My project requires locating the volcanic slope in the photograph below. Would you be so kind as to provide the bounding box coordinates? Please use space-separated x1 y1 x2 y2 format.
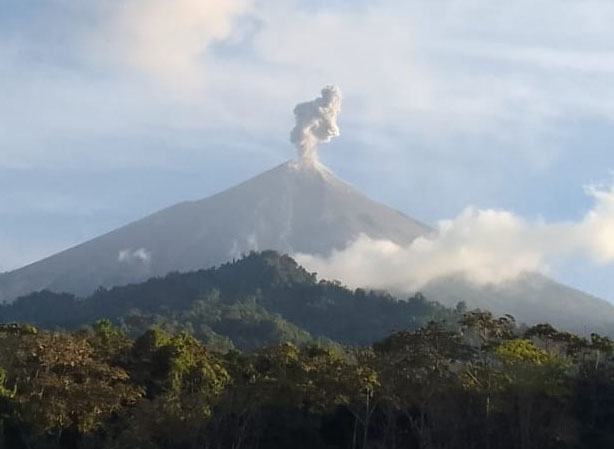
0 161 431 302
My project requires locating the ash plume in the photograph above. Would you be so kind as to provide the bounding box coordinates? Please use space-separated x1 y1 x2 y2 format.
290 86 342 163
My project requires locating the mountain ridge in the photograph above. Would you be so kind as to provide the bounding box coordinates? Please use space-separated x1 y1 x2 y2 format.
421 271 614 335
2 159 613 337
0 160 431 302
0 251 459 348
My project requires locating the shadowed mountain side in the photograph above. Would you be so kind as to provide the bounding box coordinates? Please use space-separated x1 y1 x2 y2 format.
421 272 614 336
0 161 431 302
0 251 460 348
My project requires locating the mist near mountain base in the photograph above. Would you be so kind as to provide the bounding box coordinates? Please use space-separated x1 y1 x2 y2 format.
296 184 614 292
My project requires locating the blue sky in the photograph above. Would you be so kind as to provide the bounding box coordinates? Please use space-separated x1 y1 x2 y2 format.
0 0 613 300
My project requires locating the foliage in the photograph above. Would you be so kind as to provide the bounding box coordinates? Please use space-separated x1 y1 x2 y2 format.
0 253 613 448
0 325 143 448
0 252 461 349
0 316 611 448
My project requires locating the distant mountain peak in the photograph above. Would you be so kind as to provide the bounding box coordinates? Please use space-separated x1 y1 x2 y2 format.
2 158 614 336
0 159 430 302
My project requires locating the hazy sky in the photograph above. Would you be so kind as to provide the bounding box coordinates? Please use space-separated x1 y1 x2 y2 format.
1 0 613 300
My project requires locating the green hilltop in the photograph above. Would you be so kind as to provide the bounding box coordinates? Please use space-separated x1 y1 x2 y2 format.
1 252 614 448
0 251 459 350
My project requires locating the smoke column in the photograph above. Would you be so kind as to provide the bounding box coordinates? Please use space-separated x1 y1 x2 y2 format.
290 86 342 163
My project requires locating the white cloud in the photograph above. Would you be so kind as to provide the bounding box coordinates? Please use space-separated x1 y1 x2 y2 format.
172 0 614 176
582 185 614 262
296 185 614 291
98 0 251 90
118 248 152 264
4 0 614 170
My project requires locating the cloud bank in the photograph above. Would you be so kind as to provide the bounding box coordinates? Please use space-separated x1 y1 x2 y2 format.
296 184 614 292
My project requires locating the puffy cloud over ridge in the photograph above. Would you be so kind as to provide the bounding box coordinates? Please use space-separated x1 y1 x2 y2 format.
296 184 614 292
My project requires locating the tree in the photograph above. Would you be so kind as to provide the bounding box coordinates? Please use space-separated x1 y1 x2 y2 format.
116 329 230 449
373 322 472 448
494 339 572 449
0 327 143 447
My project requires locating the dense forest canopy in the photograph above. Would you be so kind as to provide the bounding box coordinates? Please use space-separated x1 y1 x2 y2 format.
1 315 614 448
1 252 613 449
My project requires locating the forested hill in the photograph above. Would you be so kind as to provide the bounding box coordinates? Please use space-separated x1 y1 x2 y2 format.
0 251 460 350
3 252 614 449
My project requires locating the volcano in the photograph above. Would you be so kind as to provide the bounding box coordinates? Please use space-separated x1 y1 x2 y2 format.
0 161 430 302
1 159 614 335
2 83 614 335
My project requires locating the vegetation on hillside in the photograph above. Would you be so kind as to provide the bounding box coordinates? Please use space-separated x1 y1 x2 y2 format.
1 252 613 448
0 314 614 448
0 252 460 349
